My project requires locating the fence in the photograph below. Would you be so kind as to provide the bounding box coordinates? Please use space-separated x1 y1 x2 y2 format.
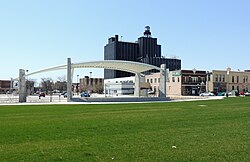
0 94 67 104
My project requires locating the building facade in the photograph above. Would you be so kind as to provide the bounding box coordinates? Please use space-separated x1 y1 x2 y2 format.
169 70 207 96
79 77 104 93
0 80 11 94
104 76 150 96
104 26 181 79
145 69 207 96
145 73 161 96
207 70 250 93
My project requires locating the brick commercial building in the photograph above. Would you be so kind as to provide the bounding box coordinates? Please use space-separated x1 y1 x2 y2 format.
145 69 207 96
79 77 104 93
207 70 250 93
0 80 11 94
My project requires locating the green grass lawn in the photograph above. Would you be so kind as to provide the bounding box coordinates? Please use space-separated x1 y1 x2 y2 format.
0 97 250 161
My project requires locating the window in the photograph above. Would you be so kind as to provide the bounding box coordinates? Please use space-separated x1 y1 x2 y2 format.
177 77 180 82
215 74 218 82
158 78 160 83
155 78 157 83
243 76 248 83
237 76 239 83
222 75 225 82
172 77 175 82
232 76 235 83
189 76 192 82
201 77 206 82
147 79 149 83
150 79 153 83
219 74 222 82
192 77 198 83
232 85 234 90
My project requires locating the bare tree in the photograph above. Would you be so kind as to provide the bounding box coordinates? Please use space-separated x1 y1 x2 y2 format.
93 84 104 94
26 79 36 95
57 75 66 82
54 75 67 92
41 78 53 94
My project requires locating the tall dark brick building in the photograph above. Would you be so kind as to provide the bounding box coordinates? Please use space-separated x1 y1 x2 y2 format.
104 26 181 79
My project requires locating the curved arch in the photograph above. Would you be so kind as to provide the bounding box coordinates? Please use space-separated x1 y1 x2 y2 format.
24 60 163 77
17 59 167 102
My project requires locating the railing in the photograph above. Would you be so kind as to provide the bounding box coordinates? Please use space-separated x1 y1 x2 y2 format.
0 94 67 104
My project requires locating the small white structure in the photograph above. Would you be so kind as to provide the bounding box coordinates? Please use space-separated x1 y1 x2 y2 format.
104 76 151 97
104 77 135 96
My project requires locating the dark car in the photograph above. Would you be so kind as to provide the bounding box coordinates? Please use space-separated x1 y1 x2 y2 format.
81 92 90 97
39 92 45 97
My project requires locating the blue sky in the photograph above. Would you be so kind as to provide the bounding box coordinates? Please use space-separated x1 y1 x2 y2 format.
0 0 250 82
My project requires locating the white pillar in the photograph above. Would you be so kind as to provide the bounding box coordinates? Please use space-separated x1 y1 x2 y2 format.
19 69 27 102
134 73 140 97
159 64 168 98
67 58 72 102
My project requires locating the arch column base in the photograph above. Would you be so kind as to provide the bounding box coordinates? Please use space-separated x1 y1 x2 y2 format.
19 69 27 102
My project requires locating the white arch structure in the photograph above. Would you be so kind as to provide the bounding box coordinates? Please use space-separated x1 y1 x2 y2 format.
18 59 167 102
24 60 162 77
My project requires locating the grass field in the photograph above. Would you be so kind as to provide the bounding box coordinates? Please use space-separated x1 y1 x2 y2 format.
0 97 250 161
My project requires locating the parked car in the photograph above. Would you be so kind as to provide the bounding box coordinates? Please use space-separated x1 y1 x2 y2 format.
200 92 214 96
217 92 225 96
239 92 245 95
63 93 67 98
245 92 250 96
81 92 90 97
61 91 67 95
39 92 45 97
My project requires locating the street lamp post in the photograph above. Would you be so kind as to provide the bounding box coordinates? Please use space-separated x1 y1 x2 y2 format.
10 77 13 93
206 71 210 92
89 72 92 78
26 70 29 95
226 67 231 97
201 81 204 94
89 72 93 92
77 75 79 95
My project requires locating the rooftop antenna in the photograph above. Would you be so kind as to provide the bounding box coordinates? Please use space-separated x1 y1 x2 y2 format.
144 26 151 37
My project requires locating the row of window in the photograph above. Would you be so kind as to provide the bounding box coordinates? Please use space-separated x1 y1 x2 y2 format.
215 74 226 82
147 78 160 84
172 77 180 82
215 74 249 83
231 85 249 92
182 76 205 83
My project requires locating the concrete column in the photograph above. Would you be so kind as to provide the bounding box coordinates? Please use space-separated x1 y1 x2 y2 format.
19 69 27 102
159 64 168 98
134 73 140 97
67 58 72 102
